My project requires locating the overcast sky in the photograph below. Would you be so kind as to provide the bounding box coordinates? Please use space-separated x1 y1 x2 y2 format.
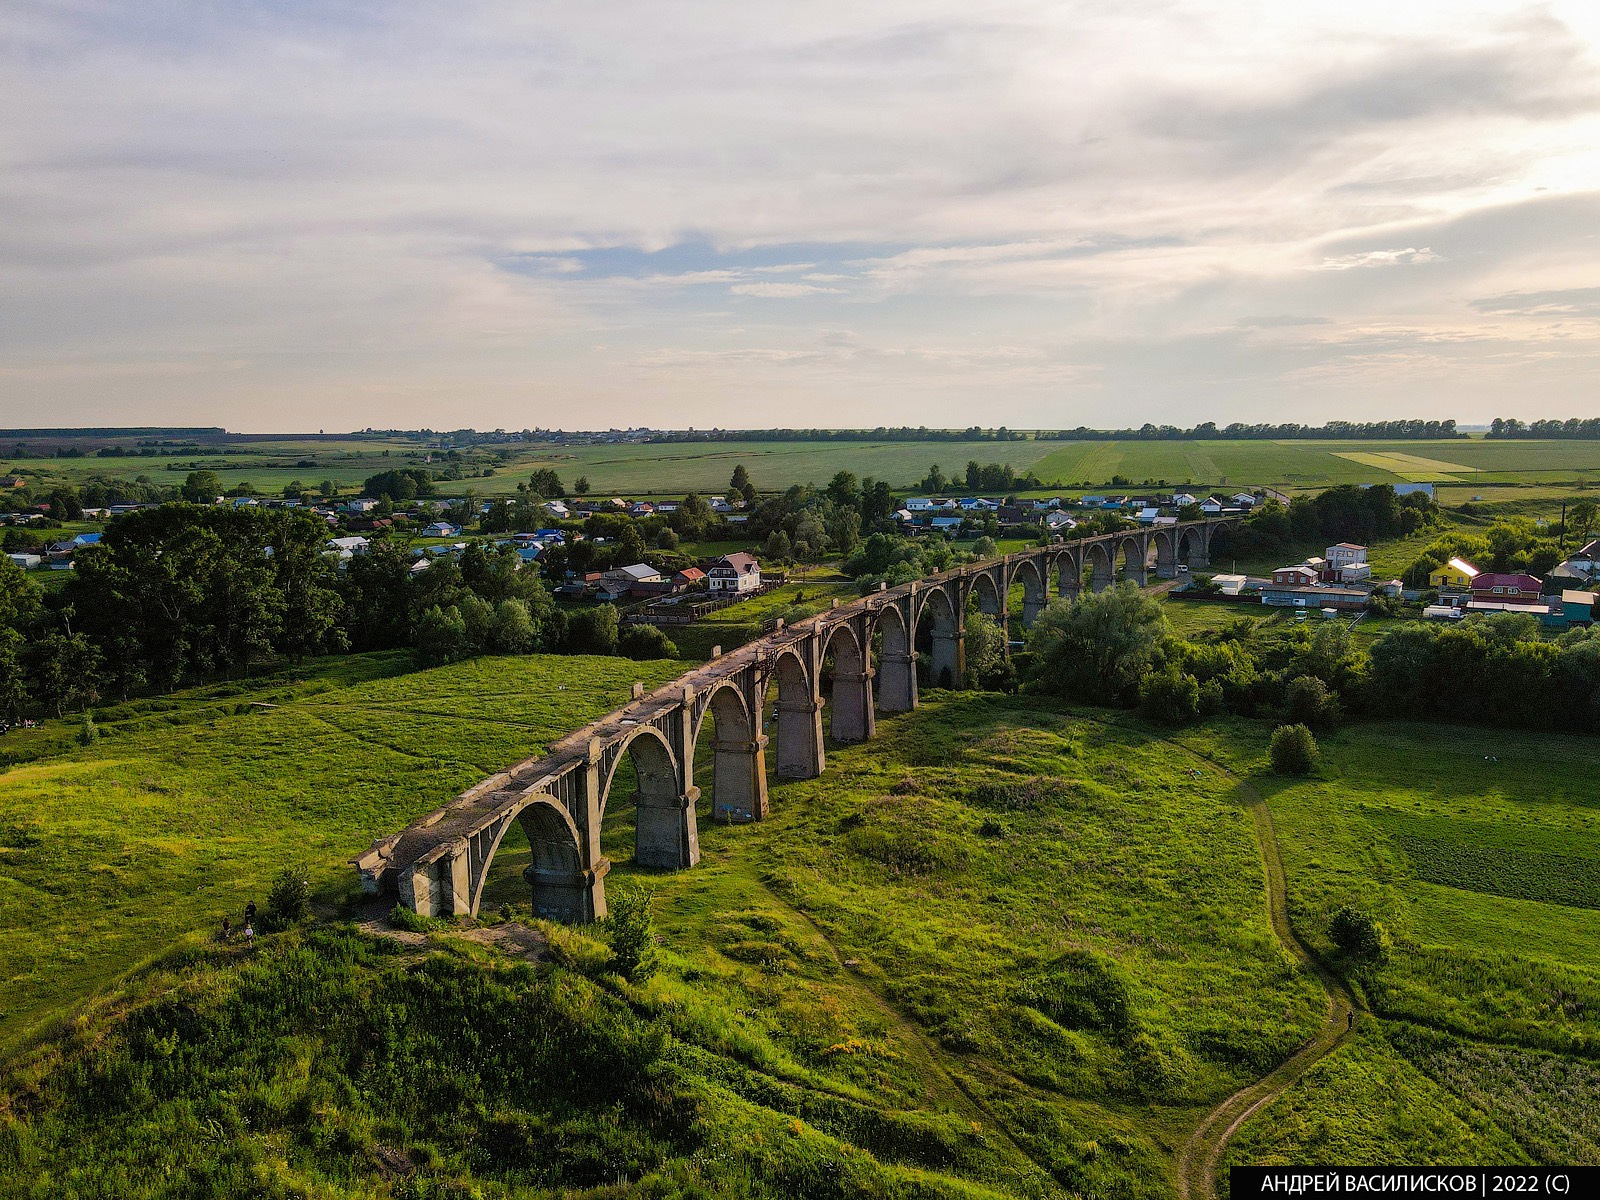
3 1 1599 431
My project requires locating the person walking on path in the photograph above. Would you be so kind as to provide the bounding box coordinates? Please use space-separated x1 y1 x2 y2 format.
244 900 257 927
221 916 231 943
244 922 255 948
1347 1011 1355 1032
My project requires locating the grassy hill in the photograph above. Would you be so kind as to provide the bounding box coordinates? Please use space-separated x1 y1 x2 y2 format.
4 670 1599 1193
0 652 686 1054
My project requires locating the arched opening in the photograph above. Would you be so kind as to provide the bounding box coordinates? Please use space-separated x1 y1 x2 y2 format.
1013 559 1048 627
1086 542 1117 592
823 624 873 743
876 606 916 712
1119 537 1148 586
476 799 591 923
768 650 823 779
1180 525 1210 571
692 683 767 823
971 571 1004 620
601 730 698 871
917 587 963 688
1055 551 1082 603
1154 529 1179 579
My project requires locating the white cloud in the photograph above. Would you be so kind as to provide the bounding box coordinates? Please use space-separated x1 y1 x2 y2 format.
728 282 845 298
0 1 1598 427
1311 247 1444 270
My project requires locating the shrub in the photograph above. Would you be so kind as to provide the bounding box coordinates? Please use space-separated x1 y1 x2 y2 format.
77 712 100 746
618 624 678 661
1285 674 1342 729
1269 723 1319 775
1329 903 1390 966
389 903 446 933
414 604 469 666
566 604 619 655
1140 666 1200 725
606 885 658 983
263 866 310 929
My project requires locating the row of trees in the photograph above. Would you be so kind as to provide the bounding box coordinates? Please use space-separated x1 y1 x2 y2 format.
1019 583 1600 735
916 462 1043 493
1487 418 1600 439
1038 420 1463 441
0 506 676 718
1212 484 1438 565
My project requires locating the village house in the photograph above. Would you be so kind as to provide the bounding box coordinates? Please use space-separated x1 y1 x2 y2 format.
423 521 460 538
326 535 370 559
1324 543 1371 583
6 552 41 569
708 552 761 594
1429 557 1480 604
596 562 663 601
1469 572 1543 604
1272 564 1320 587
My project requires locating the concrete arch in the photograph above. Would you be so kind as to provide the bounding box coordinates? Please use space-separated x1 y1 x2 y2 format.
1011 557 1049 625
600 725 699 870
693 680 768 824
1153 527 1180 579
467 794 586 920
822 622 874 743
917 585 963 687
1179 524 1210 570
1085 540 1117 592
1053 548 1081 601
970 569 1004 618
1118 534 1148 586
770 646 824 779
875 602 916 712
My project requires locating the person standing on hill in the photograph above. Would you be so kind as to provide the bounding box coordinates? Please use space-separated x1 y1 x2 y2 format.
244 900 256 927
220 916 231 942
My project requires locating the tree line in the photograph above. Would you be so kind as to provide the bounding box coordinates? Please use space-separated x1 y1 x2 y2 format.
1487 418 1600 439
1038 420 1462 441
1020 584 1600 736
0 505 674 719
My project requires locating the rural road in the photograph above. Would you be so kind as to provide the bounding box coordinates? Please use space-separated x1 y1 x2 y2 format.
1174 771 1359 1200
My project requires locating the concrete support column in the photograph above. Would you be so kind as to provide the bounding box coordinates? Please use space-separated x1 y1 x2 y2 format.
712 733 769 822
829 668 876 742
775 696 826 779
1155 537 1178 580
1090 558 1116 593
1021 591 1047 626
1122 555 1149 587
930 628 965 688
525 859 608 923
635 785 701 869
1186 543 1211 572
1058 564 1081 602
579 740 610 919
878 651 919 712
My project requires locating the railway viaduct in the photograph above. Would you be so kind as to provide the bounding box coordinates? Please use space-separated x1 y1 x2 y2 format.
354 517 1236 921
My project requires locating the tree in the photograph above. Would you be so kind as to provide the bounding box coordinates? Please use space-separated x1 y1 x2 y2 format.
1285 675 1341 728
764 529 791 562
567 605 619 655
605 884 658 982
573 475 590 496
1141 665 1201 724
528 468 565 498
963 612 1012 691
971 535 998 559
922 465 946 493
826 470 859 509
730 464 751 495
655 527 680 551
1329 904 1390 967
181 470 222 503
414 604 469 666
1025 583 1167 703
490 598 538 654
1269 723 1320 775
363 468 434 501
826 508 861 558
619 624 678 660
265 866 311 927
1570 499 1597 542
965 461 982 490
28 631 102 716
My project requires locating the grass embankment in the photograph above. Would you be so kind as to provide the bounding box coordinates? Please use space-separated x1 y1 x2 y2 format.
1202 720 1600 1172
0 653 686 1053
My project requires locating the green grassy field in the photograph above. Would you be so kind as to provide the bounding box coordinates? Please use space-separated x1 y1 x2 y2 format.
5 632 1599 1189
0 652 686 1052
1203 719 1600 1170
14 435 1600 501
